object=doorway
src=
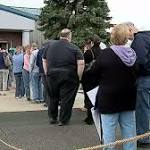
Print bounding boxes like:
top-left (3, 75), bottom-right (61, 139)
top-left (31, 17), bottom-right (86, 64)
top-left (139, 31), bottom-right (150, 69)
top-left (0, 41), bottom-right (9, 49)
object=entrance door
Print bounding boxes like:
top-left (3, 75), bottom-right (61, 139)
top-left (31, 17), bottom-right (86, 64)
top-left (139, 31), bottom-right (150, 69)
top-left (0, 41), bottom-right (9, 49)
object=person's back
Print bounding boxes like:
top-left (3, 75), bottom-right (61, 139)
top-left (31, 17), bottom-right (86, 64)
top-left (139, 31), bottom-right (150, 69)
top-left (0, 50), bottom-right (9, 91)
top-left (90, 24), bottom-right (137, 150)
top-left (13, 52), bottom-right (24, 74)
top-left (30, 43), bottom-right (43, 102)
top-left (12, 46), bottom-right (24, 98)
top-left (131, 31), bottom-right (150, 76)
top-left (46, 39), bottom-right (80, 73)
top-left (0, 51), bottom-right (8, 70)
top-left (43, 28), bottom-right (84, 126)
top-left (30, 49), bottom-right (39, 73)
top-left (128, 24), bottom-right (150, 146)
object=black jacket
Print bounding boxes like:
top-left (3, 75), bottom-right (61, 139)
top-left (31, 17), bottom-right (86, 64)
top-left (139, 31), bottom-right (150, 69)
top-left (131, 31), bottom-right (150, 76)
top-left (91, 48), bottom-right (137, 114)
top-left (82, 45), bottom-right (101, 91)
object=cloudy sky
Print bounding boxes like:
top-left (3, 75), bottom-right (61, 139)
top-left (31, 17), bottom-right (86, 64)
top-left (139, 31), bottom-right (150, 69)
top-left (0, 0), bottom-right (150, 30)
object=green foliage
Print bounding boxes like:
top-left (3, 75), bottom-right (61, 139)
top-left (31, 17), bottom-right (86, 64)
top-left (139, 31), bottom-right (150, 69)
top-left (39, 0), bottom-right (112, 47)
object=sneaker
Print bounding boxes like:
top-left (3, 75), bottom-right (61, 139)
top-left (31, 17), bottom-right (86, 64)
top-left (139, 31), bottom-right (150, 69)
top-left (58, 121), bottom-right (69, 126)
top-left (35, 100), bottom-right (41, 104)
top-left (15, 97), bottom-right (19, 99)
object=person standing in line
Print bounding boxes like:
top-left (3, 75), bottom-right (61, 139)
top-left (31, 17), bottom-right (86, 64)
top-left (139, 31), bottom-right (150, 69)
top-left (89, 24), bottom-right (138, 150)
top-left (0, 48), bottom-right (9, 93)
top-left (126, 22), bottom-right (150, 147)
top-left (22, 45), bottom-right (31, 101)
top-left (29, 43), bottom-right (43, 103)
top-left (36, 41), bottom-right (54, 106)
top-left (12, 46), bottom-right (25, 98)
top-left (82, 36), bottom-right (101, 125)
top-left (43, 29), bottom-right (85, 126)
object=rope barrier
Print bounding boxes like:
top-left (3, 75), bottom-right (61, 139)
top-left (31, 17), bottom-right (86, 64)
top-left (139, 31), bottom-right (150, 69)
top-left (0, 138), bottom-right (23, 150)
top-left (77, 132), bottom-right (150, 150)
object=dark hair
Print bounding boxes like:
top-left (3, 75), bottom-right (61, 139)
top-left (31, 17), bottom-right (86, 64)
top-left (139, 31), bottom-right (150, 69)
top-left (84, 38), bottom-right (92, 45)
top-left (92, 35), bottom-right (101, 46)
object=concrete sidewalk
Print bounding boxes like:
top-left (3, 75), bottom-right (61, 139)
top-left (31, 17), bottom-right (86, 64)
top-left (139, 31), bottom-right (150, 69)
top-left (0, 90), bottom-right (84, 113)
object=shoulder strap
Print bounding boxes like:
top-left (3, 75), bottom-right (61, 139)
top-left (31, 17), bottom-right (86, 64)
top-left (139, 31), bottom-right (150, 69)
top-left (90, 49), bottom-right (95, 60)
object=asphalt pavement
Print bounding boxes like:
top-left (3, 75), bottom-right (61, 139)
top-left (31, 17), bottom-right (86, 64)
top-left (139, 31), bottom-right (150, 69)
top-left (0, 90), bottom-right (148, 150)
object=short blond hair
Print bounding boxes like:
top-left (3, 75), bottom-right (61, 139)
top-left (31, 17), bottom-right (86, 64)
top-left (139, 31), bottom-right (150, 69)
top-left (24, 45), bottom-right (31, 54)
top-left (111, 24), bottom-right (129, 45)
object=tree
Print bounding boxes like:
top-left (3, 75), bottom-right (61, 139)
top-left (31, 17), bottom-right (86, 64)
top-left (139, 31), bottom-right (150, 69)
top-left (39, 0), bottom-right (112, 47)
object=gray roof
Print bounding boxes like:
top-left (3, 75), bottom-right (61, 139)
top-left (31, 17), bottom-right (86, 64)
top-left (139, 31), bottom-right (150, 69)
top-left (0, 4), bottom-right (40, 20)
top-left (10, 6), bottom-right (41, 16)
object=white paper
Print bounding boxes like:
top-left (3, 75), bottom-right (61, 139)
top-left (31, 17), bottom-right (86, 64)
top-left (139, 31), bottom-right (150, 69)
top-left (87, 86), bottom-right (103, 142)
top-left (86, 86), bottom-right (99, 106)
top-left (91, 107), bottom-right (102, 141)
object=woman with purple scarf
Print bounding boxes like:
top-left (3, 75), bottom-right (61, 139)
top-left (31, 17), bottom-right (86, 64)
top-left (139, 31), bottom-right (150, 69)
top-left (90, 24), bottom-right (138, 150)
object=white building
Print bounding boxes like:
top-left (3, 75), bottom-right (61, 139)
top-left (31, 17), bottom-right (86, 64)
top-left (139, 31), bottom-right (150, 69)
top-left (0, 4), bottom-right (44, 49)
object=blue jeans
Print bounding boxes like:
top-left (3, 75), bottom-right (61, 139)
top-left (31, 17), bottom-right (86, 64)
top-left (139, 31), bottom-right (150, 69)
top-left (22, 69), bottom-right (30, 99)
top-left (41, 74), bottom-right (49, 104)
top-left (136, 76), bottom-right (150, 143)
top-left (30, 72), bottom-right (43, 101)
top-left (101, 111), bottom-right (136, 150)
top-left (14, 74), bottom-right (25, 97)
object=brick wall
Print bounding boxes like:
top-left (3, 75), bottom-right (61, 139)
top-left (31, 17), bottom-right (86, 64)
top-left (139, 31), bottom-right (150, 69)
top-left (0, 31), bottom-right (22, 48)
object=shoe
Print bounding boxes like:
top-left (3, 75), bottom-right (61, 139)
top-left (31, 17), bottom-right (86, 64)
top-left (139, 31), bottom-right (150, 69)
top-left (58, 121), bottom-right (69, 126)
top-left (27, 98), bottom-right (31, 101)
top-left (84, 117), bottom-right (94, 125)
top-left (49, 119), bottom-right (57, 124)
top-left (43, 103), bottom-right (48, 107)
top-left (58, 122), bottom-right (64, 126)
top-left (35, 100), bottom-right (40, 104)
top-left (137, 141), bottom-right (150, 148)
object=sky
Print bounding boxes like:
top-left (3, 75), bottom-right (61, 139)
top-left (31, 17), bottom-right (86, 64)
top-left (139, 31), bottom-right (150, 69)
top-left (0, 0), bottom-right (150, 30)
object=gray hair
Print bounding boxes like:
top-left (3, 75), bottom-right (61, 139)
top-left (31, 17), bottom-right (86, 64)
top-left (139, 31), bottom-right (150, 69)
top-left (123, 22), bottom-right (135, 27)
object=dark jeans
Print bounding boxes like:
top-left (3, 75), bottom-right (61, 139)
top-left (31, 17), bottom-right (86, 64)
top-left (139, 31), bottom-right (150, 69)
top-left (136, 76), bottom-right (150, 143)
top-left (22, 69), bottom-right (30, 99)
top-left (47, 69), bottom-right (79, 123)
top-left (14, 73), bottom-right (25, 97)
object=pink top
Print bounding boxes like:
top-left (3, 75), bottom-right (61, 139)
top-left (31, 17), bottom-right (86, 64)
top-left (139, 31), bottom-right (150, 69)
top-left (23, 54), bottom-right (30, 71)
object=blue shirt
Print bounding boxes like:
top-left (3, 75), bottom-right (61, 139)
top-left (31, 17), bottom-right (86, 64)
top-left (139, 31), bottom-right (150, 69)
top-left (13, 52), bottom-right (24, 74)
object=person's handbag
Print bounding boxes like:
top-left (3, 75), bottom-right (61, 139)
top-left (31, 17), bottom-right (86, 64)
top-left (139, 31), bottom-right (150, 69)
top-left (85, 49), bottom-right (95, 71)
top-left (3, 53), bottom-right (12, 67)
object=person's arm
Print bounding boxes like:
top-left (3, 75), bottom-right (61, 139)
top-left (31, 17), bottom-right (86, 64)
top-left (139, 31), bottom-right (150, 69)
top-left (42, 58), bottom-right (47, 75)
top-left (131, 34), bottom-right (148, 65)
top-left (29, 53), bottom-right (35, 73)
top-left (77, 59), bottom-right (85, 80)
top-left (36, 51), bottom-right (40, 68)
top-left (75, 46), bottom-right (85, 80)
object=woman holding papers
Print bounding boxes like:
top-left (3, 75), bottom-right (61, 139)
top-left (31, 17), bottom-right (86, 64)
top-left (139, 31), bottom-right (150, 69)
top-left (82, 36), bottom-right (101, 125)
top-left (90, 24), bottom-right (138, 150)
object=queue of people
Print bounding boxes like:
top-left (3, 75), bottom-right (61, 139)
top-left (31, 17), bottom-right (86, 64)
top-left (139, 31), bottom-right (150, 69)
top-left (0, 43), bottom-right (47, 105)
